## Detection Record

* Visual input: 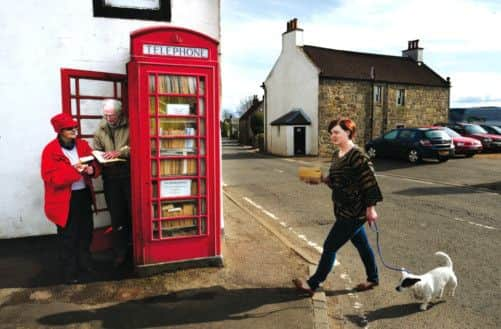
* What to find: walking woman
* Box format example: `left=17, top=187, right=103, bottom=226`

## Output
left=294, top=118, right=383, bottom=294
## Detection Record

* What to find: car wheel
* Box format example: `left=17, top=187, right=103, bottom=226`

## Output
left=408, top=149, right=421, bottom=163
left=465, top=153, right=475, bottom=158
left=366, top=146, right=377, bottom=159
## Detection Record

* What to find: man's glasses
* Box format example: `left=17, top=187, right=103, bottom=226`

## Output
left=62, top=127, right=77, bottom=131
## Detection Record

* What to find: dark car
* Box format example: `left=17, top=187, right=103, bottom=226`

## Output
left=442, top=122, right=501, bottom=151
left=365, top=128, right=453, bottom=164
left=435, top=126, right=482, bottom=157
left=479, top=124, right=501, bottom=135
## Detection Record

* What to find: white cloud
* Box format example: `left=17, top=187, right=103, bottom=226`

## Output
left=221, top=0, right=501, bottom=111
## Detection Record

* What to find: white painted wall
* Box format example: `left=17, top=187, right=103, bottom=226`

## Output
left=264, top=28, right=320, bottom=156
left=0, top=0, right=220, bottom=238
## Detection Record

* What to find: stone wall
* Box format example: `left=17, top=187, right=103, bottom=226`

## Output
left=318, top=79, right=449, bottom=157
left=318, top=79, right=372, bottom=156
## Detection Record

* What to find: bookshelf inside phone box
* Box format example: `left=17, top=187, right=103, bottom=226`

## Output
left=127, top=26, right=222, bottom=272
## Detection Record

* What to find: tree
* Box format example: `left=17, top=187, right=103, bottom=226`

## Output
left=250, top=111, right=264, bottom=135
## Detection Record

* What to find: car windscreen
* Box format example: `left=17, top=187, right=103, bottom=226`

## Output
left=486, top=125, right=501, bottom=134
left=442, top=127, right=461, bottom=137
left=464, top=125, right=488, bottom=134
left=424, top=130, right=450, bottom=140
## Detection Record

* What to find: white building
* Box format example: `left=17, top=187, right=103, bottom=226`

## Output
left=0, top=0, right=220, bottom=238
left=264, top=19, right=320, bottom=156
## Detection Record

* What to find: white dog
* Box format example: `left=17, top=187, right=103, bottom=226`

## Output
left=395, top=251, right=458, bottom=311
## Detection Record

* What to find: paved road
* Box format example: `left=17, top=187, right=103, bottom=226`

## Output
left=222, top=140, right=500, bottom=329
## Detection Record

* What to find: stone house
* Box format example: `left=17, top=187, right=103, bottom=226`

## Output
left=263, top=19, right=450, bottom=156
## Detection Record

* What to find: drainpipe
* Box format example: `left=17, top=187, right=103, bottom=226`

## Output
left=260, top=82, right=267, bottom=152
left=370, top=66, right=376, bottom=141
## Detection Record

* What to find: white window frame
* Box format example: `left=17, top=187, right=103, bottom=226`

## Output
left=374, top=85, right=382, bottom=104
left=397, top=89, right=405, bottom=106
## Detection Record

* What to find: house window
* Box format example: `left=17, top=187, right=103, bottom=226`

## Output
left=277, top=126, right=280, bottom=137
left=397, top=89, right=405, bottom=106
left=374, top=85, right=382, bottom=104
left=93, top=0, right=171, bottom=21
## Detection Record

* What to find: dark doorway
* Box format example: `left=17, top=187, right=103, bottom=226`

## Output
left=294, top=126, right=306, bottom=155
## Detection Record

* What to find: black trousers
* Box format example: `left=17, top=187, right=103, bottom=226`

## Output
left=57, top=188, right=93, bottom=276
left=103, top=174, right=132, bottom=258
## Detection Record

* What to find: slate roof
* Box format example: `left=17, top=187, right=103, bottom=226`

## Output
left=302, top=45, right=449, bottom=87
left=270, top=110, right=311, bottom=126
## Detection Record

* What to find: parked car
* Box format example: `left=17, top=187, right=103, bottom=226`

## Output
left=365, top=128, right=454, bottom=164
left=440, top=122, right=501, bottom=152
left=434, top=126, right=482, bottom=157
left=479, top=124, right=501, bottom=135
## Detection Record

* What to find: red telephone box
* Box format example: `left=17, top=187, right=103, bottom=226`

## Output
left=127, top=26, right=222, bottom=273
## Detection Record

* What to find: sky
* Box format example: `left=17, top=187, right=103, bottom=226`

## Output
left=220, top=0, right=501, bottom=114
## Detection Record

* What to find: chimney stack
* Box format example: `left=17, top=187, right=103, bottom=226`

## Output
left=402, top=39, right=423, bottom=64
left=282, top=18, right=304, bottom=50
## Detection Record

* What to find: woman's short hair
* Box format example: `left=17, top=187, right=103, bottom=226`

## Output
left=327, top=118, right=357, bottom=140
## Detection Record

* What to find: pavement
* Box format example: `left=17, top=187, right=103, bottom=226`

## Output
left=0, top=191, right=331, bottom=328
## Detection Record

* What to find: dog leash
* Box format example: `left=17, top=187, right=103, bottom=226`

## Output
left=369, top=221, right=413, bottom=274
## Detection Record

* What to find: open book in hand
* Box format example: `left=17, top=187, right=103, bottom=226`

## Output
left=80, top=150, right=126, bottom=164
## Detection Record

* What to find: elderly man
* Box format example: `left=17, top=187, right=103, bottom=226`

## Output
left=93, top=99, right=131, bottom=267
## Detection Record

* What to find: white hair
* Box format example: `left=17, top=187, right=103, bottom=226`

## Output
left=103, top=99, right=122, bottom=114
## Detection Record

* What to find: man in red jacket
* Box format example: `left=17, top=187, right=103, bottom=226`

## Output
left=41, top=113, right=100, bottom=284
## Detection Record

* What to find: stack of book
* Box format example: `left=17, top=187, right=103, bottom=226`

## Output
left=160, top=159, right=197, bottom=176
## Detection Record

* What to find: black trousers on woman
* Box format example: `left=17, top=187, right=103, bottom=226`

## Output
left=57, top=188, right=93, bottom=281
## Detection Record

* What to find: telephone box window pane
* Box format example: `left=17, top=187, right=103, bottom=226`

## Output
left=159, top=118, right=197, bottom=136
left=200, top=159, right=206, bottom=176
left=199, top=77, right=205, bottom=96
left=158, top=75, right=196, bottom=94
left=150, top=118, right=157, bottom=136
left=201, top=199, right=207, bottom=215
left=160, top=218, right=198, bottom=238
left=158, top=96, right=197, bottom=115
left=200, top=179, right=206, bottom=195
left=153, top=221, right=160, bottom=240
left=70, top=78, right=76, bottom=96
left=152, top=202, right=158, bottom=218
left=71, top=99, right=77, bottom=115
left=149, top=75, right=156, bottom=93
left=199, top=119, right=206, bottom=136
left=79, top=99, right=105, bottom=115
left=152, top=180, right=158, bottom=198
left=151, top=160, right=158, bottom=177
left=159, top=179, right=198, bottom=198
left=160, top=138, right=197, bottom=156
left=149, top=97, right=156, bottom=115
left=79, top=79, right=115, bottom=97
left=150, top=139, right=157, bottom=156
left=159, top=159, right=197, bottom=176
left=160, top=200, right=197, bottom=218
left=201, top=217, right=207, bottom=234
left=200, top=139, right=206, bottom=156
left=116, top=82, right=122, bottom=98
left=80, top=119, right=101, bottom=135
left=198, top=98, right=205, bottom=116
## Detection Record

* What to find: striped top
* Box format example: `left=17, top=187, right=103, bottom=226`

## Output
left=327, top=145, right=383, bottom=220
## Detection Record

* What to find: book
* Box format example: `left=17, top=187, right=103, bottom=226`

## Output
left=91, top=150, right=127, bottom=164
left=298, top=166, right=322, bottom=183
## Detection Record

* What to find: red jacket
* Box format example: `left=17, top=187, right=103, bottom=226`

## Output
left=41, top=138, right=100, bottom=227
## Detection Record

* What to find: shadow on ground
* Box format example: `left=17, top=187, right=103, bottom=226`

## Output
left=37, top=286, right=308, bottom=328
left=393, top=181, right=501, bottom=196
left=345, top=301, right=446, bottom=327
left=0, top=235, right=134, bottom=289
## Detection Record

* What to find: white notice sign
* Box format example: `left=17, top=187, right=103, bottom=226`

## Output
left=161, top=179, right=191, bottom=198
left=167, top=104, right=190, bottom=115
